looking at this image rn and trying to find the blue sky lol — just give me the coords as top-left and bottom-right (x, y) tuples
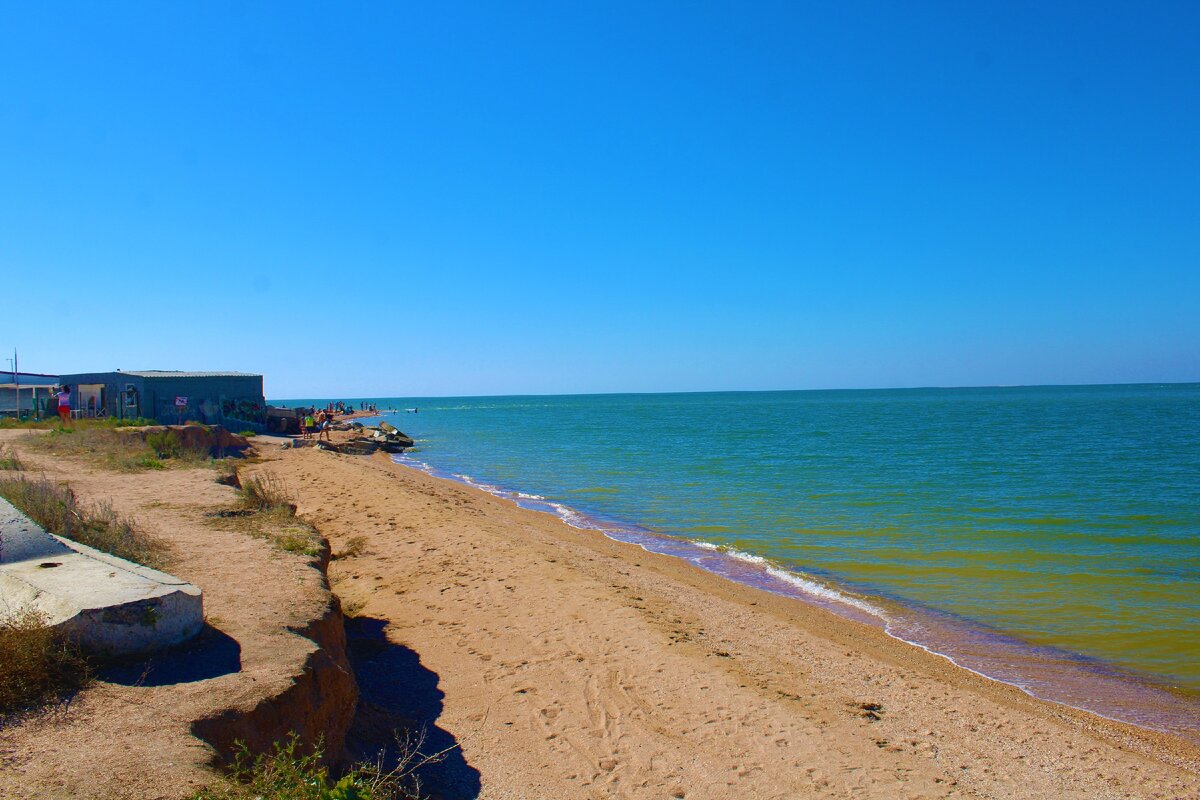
(2, 2), (1197, 398)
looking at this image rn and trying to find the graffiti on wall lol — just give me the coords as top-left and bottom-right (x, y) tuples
(155, 396), (264, 429)
(220, 398), (265, 427)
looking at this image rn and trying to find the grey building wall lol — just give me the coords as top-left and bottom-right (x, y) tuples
(58, 372), (266, 429)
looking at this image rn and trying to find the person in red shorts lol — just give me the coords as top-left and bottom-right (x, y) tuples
(56, 385), (72, 427)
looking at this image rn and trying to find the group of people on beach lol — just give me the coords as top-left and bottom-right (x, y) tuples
(290, 400), (382, 439)
(299, 407), (335, 440)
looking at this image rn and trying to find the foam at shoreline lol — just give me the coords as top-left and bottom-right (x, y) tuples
(390, 449), (1200, 744)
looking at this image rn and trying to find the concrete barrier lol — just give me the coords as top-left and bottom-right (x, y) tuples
(0, 498), (203, 658)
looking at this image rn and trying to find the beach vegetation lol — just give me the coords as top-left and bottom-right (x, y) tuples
(0, 608), (91, 717)
(276, 531), (321, 557)
(238, 472), (296, 514)
(189, 731), (445, 800)
(206, 472), (321, 557)
(0, 474), (167, 567)
(238, 430), (257, 438)
(22, 425), (218, 472)
(204, 504), (319, 558)
(0, 444), (23, 470)
(0, 416), (158, 430)
(146, 429), (182, 459)
(333, 536), (369, 560)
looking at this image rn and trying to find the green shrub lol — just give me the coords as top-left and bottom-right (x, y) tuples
(277, 532), (321, 557)
(238, 430), (257, 438)
(190, 735), (394, 800)
(147, 429), (182, 459)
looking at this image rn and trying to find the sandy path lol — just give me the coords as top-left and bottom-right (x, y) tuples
(261, 444), (1198, 800)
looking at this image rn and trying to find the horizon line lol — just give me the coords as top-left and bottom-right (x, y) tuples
(269, 379), (1200, 403)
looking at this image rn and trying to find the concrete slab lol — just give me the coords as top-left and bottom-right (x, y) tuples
(0, 498), (203, 658)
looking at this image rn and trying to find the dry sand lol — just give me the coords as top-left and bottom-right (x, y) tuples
(260, 442), (1199, 800)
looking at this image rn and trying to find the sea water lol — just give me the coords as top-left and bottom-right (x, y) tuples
(285, 385), (1200, 736)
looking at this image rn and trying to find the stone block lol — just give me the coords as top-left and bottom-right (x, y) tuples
(0, 498), (203, 658)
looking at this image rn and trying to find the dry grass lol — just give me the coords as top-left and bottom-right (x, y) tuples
(334, 535), (370, 560)
(22, 427), (167, 472)
(204, 472), (320, 558)
(204, 507), (321, 558)
(238, 472), (296, 514)
(0, 416), (158, 431)
(0, 475), (168, 568)
(0, 608), (91, 717)
(0, 444), (23, 471)
(21, 426), (221, 473)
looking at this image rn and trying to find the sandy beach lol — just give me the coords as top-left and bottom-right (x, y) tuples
(252, 441), (1198, 799)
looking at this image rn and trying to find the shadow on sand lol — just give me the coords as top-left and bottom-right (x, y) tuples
(344, 616), (481, 800)
(100, 624), (241, 686)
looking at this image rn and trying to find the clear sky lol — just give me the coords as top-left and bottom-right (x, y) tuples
(2, 2), (1197, 398)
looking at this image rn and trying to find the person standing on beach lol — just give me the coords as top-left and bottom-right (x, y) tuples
(56, 385), (72, 428)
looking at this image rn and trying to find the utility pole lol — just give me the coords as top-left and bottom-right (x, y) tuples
(5, 350), (15, 419)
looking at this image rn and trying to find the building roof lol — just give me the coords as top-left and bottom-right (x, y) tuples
(116, 370), (262, 379)
(0, 372), (59, 388)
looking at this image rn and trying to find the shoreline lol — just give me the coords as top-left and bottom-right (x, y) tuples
(385, 448), (1200, 745)
(262, 440), (1198, 797)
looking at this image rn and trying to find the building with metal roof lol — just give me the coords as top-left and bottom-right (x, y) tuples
(1, 372), (60, 418)
(57, 370), (265, 429)
(112, 370), (261, 379)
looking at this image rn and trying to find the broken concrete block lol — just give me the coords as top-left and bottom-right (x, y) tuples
(0, 498), (203, 658)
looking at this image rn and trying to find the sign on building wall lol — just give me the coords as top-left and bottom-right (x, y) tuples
(174, 396), (188, 407)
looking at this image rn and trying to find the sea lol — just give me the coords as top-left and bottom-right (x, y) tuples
(280, 384), (1200, 739)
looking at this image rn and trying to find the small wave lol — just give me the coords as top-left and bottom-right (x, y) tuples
(763, 566), (882, 616)
(727, 549), (768, 565)
(548, 502), (590, 527)
(393, 455), (435, 475)
(455, 474), (504, 494)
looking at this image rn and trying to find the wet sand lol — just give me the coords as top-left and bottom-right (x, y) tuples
(259, 442), (1199, 799)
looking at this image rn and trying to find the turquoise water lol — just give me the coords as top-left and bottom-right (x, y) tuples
(283, 385), (1200, 733)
